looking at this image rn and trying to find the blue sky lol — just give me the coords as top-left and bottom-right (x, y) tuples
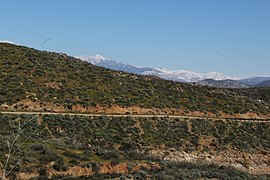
(1, 0), (270, 78)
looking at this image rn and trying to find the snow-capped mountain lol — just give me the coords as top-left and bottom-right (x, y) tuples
(78, 55), (154, 74)
(0, 40), (18, 45)
(77, 55), (238, 83)
(142, 68), (234, 82)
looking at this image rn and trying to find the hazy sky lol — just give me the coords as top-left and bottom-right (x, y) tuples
(1, 0), (270, 78)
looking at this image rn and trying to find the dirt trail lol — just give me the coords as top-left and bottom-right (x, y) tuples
(0, 111), (270, 123)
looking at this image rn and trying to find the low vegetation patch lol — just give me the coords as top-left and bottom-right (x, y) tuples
(0, 114), (269, 179)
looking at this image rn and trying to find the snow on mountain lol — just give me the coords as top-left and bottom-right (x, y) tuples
(0, 40), (18, 45)
(144, 68), (234, 82)
(79, 54), (108, 64)
(76, 55), (238, 82)
(77, 55), (154, 74)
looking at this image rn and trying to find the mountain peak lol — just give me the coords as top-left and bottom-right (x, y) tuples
(77, 55), (238, 83)
(94, 54), (108, 61)
(77, 54), (109, 64)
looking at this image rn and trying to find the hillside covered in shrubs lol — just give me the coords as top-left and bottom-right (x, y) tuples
(0, 114), (269, 179)
(1, 42), (270, 116)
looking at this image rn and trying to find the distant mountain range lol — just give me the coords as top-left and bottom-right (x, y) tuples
(77, 55), (270, 88)
(77, 55), (237, 83)
(197, 79), (250, 89)
(197, 78), (270, 88)
(240, 77), (270, 86)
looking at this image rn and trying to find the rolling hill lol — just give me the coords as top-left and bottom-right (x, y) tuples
(198, 79), (250, 88)
(1, 42), (270, 117)
(240, 76), (270, 86)
(256, 80), (270, 87)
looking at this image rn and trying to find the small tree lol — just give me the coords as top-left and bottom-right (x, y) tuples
(0, 115), (39, 179)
